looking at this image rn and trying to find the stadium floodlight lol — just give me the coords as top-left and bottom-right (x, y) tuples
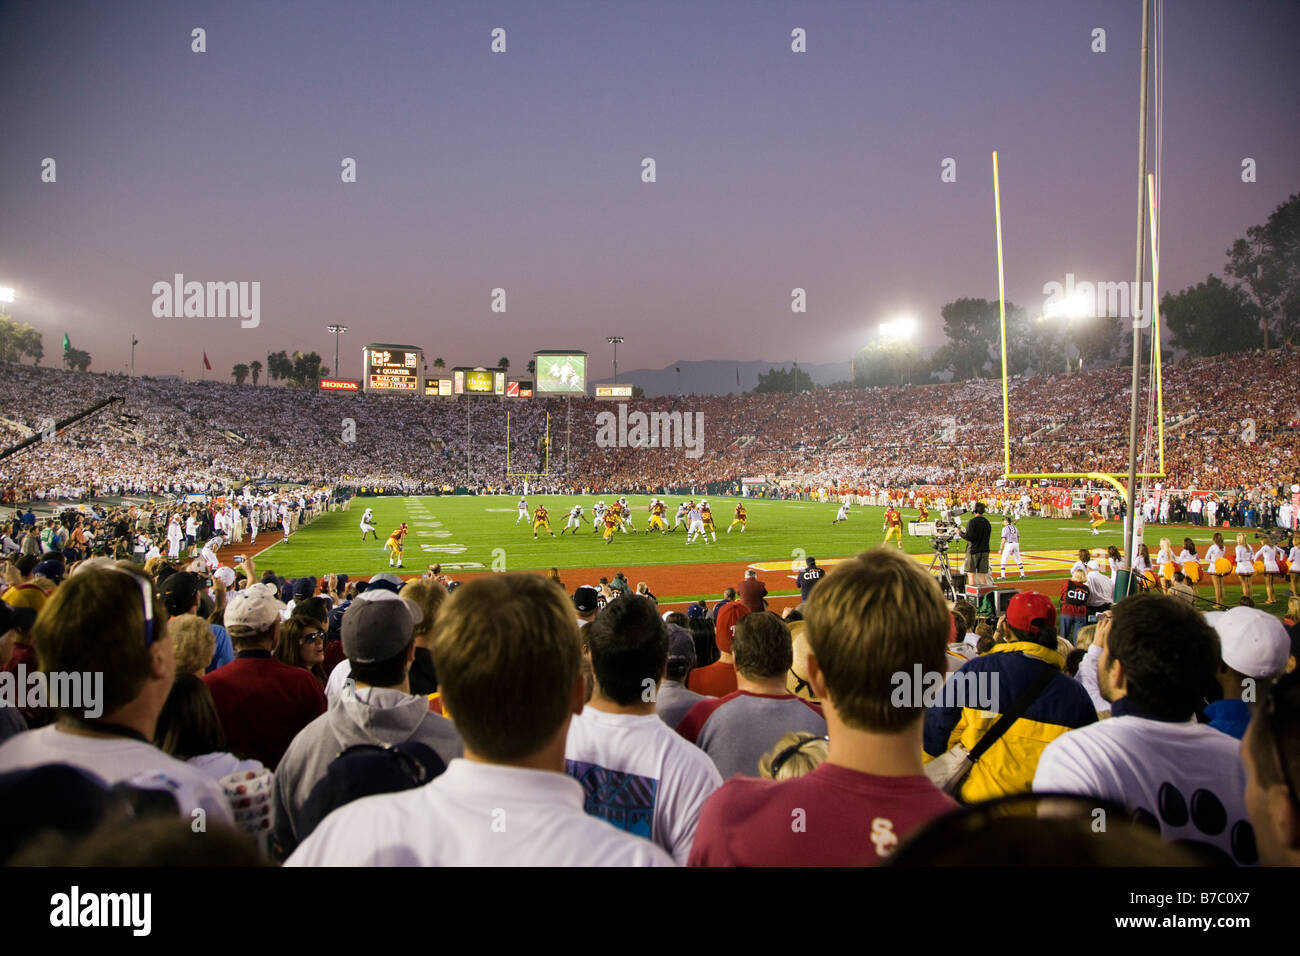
(327, 324), (349, 377)
(606, 336), (624, 383)
(0, 287), (14, 305)
(878, 316), (916, 340)
(1041, 292), (1091, 321)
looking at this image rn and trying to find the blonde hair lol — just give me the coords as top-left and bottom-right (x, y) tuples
(399, 578), (446, 637)
(169, 614), (216, 677)
(803, 548), (948, 732)
(1075, 624), (1097, 651)
(1237, 533), (1248, 547)
(758, 732), (829, 781)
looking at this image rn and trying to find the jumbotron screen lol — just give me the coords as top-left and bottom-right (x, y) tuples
(534, 352), (586, 394)
(364, 345), (422, 392)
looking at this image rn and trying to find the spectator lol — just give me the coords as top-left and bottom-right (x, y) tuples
(274, 616), (328, 688)
(655, 624), (706, 731)
(0, 603), (36, 744)
(168, 614), (217, 678)
(786, 620), (820, 702)
(1168, 571), (1197, 606)
(1242, 670), (1300, 866)
(1033, 594), (1258, 865)
(273, 590), (461, 858)
(677, 611), (826, 780)
(202, 583), (326, 770)
(757, 731), (828, 781)
(400, 579), (445, 698)
(564, 595), (722, 863)
(1059, 571), (1089, 644)
(0, 565), (233, 824)
(689, 549), (958, 865)
(1204, 607), (1291, 740)
(155, 673), (263, 779)
(686, 601), (749, 697)
(737, 569), (767, 613)
(286, 573), (674, 866)
(925, 591), (1096, 802)
(708, 588), (736, 622)
(796, 557), (824, 601)
(159, 571), (234, 674)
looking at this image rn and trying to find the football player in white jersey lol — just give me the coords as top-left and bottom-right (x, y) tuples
(999, 515), (1025, 579)
(516, 497), (529, 525)
(671, 501), (689, 533)
(592, 500), (608, 533)
(560, 504), (584, 535)
(833, 501), (850, 524)
(360, 507), (378, 540)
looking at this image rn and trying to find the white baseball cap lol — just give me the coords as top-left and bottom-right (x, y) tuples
(1206, 607), (1291, 678)
(225, 582), (286, 631)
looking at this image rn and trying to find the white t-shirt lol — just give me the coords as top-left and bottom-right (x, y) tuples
(1033, 714), (1256, 865)
(285, 758), (675, 866)
(325, 659), (353, 707)
(0, 725), (233, 824)
(563, 707), (722, 864)
(1085, 570), (1114, 605)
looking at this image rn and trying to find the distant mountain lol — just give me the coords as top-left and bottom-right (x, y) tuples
(590, 359), (852, 397)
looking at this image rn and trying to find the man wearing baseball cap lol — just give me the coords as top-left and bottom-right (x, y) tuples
(687, 600), (750, 698)
(0, 602), (38, 744)
(655, 623), (706, 731)
(1204, 607), (1292, 740)
(159, 570), (234, 673)
(272, 590), (462, 858)
(925, 589), (1096, 802)
(202, 582), (326, 770)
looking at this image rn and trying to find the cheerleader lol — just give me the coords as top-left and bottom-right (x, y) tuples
(1235, 533), (1255, 602)
(1156, 538), (1178, 591)
(1204, 532), (1228, 606)
(1134, 543), (1157, 590)
(1288, 536), (1300, 598)
(1176, 537), (1203, 595)
(1253, 538), (1282, 605)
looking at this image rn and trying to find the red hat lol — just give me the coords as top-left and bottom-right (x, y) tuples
(1005, 591), (1057, 632)
(715, 601), (751, 654)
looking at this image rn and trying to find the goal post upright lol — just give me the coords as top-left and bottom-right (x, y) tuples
(505, 410), (552, 479)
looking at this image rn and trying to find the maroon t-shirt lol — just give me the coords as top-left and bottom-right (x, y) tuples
(202, 650), (326, 770)
(737, 578), (767, 613)
(686, 661), (737, 698)
(687, 761), (959, 866)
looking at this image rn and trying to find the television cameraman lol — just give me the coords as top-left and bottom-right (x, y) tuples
(959, 502), (992, 589)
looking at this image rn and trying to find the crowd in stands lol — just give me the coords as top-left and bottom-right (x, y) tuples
(2, 523), (1298, 866)
(2, 347), (1297, 506)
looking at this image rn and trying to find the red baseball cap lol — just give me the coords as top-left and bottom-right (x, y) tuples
(715, 601), (751, 654)
(1005, 591), (1057, 632)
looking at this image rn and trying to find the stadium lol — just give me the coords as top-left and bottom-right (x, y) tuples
(0, 0), (1298, 912)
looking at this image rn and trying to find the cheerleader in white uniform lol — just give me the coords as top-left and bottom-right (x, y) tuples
(1235, 533), (1256, 602)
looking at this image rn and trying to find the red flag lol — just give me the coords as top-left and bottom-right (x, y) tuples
(203, 351), (212, 371)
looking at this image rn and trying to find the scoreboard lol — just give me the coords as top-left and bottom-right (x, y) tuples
(363, 344), (423, 393)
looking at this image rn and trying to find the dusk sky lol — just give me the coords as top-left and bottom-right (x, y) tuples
(2, 0), (1297, 382)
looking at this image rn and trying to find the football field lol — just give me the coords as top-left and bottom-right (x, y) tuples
(235, 495), (1294, 612)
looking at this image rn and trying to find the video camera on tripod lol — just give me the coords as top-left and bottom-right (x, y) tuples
(908, 508), (967, 600)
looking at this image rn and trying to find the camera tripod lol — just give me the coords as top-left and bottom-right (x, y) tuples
(929, 542), (960, 602)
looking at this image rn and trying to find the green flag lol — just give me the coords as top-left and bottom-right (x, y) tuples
(62, 332), (70, 351)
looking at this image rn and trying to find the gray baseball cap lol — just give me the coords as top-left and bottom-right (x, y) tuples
(341, 592), (420, 664)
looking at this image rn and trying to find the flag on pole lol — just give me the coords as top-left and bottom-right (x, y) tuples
(62, 333), (70, 351)
(203, 351), (212, 371)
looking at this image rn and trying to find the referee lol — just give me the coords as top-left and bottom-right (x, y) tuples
(960, 502), (993, 589)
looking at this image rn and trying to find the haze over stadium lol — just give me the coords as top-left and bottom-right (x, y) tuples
(0, 0), (1298, 896)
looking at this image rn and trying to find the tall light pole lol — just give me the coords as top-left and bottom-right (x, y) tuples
(327, 324), (348, 378)
(130, 335), (138, 377)
(606, 336), (623, 384)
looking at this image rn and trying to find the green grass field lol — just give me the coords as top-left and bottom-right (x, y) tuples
(243, 495), (1296, 613)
